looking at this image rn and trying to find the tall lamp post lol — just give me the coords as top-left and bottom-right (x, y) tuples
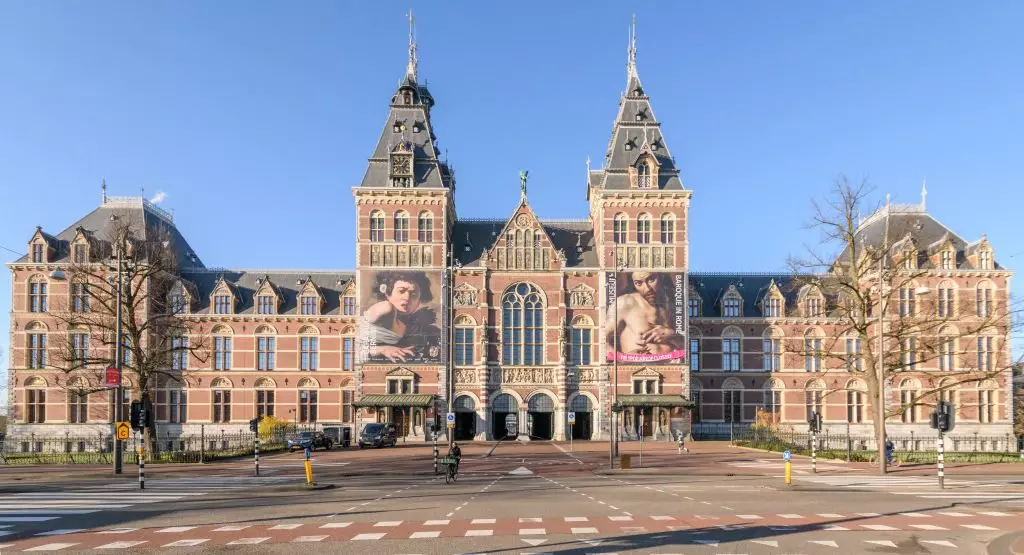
(112, 220), (125, 475)
(607, 260), (625, 469)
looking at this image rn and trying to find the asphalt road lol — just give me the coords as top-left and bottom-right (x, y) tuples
(0, 440), (1022, 554)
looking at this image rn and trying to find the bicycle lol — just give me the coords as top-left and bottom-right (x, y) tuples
(439, 455), (459, 484)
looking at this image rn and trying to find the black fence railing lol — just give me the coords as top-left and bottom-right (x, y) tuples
(733, 427), (1024, 464)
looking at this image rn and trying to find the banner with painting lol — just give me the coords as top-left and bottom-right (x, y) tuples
(605, 271), (687, 364)
(358, 270), (443, 363)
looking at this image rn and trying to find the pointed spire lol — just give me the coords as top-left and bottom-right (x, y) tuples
(920, 177), (927, 210)
(626, 14), (637, 79)
(406, 10), (418, 82)
(101, 177), (107, 204)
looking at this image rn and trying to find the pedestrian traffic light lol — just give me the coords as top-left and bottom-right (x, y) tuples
(807, 411), (822, 433)
(130, 400), (142, 431)
(930, 401), (955, 433)
(249, 418), (259, 433)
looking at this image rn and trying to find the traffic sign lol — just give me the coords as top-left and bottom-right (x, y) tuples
(567, 411), (576, 423)
(446, 412), (455, 424)
(105, 366), (119, 387)
(115, 421), (131, 441)
(783, 450), (791, 462)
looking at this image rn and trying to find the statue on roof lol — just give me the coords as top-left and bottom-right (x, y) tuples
(519, 170), (529, 198)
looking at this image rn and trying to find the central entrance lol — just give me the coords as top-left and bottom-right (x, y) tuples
(453, 395), (476, 441)
(527, 393), (554, 440)
(491, 394), (518, 440)
(569, 395), (593, 440)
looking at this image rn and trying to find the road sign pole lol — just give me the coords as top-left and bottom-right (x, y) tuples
(255, 436), (260, 478)
(937, 431), (944, 489)
(811, 431), (817, 474)
(433, 432), (439, 474)
(138, 433), (145, 490)
(783, 450), (792, 486)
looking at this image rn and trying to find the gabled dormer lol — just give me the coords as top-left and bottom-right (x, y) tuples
(797, 284), (825, 318)
(760, 279), (785, 318)
(628, 143), (660, 190)
(966, 235), (996, 270)
(297, 277), (325, 316)
(891, 233), (918, 270)
(28, 227), (57, 264)
(926, 233), (958, 271)
(209, 275), (237, 315)
(340, 279), (357, 316)
(168, 279), (196, 315)
(490, 195), (562, 271)
(70, 227), (95, 265)
(253, 275), (282, 315)
(720, 285), (743, 318)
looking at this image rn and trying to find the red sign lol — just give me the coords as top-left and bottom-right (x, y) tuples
(105, 366), (119, 387)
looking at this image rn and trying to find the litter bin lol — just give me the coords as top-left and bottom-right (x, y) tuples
(620, 454), (631, 469)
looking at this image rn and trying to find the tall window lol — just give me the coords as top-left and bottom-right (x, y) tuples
(846, 336), (862, 372)
(71, 332), (89, 366)
(69, 390), (88, 424)
(213, 335), (232, 370)
(763, 388), (782, 419)
(299, 390), (318, 423)
(170, 294), (187, 315)
(979, 250), (992, 270)
(32, 243), (44, 263)
(723, 297), (740, 317)
(257, 336), (275, 371)
(976, 286), (992, 318)
(689, 338), (700, 370)
(979, 389), (996, 423)
(899, 287), (915, 317)
(71, 282), (89, 313)
(28, 331), (46, 369)
(342, 337), (355, 371)
(394, 211), (409, 242)
(764, 298), (781, 318)
(940, 250), (953, 270)
(806, 297), (822, 318)
(724, 390), (742, 423)
(171, 336), (188, 370)
(937, 285), (954, 317)
(502, 284), (544, 365)
(804, 335), (822, 372)
(691, 389), (702, 423)
(636, 162), (652, 188)
(169, 390), (187, 423)
(418, 211), (433, 242)
(213, 295), (231, 314)
(29, 280), (47, 313)
(901, 337), (917, 370)
(388, 378), (413, 394)
(26, 388), (46, 423)
(343, 296), (356, 315)
(977, 336), (993, 371)
(454, 325), (475, 366)
(900, 389), (917, 423)
(570, 320), (592, 365)
(300, 296), (319, 315)
(689, 297), (700, 317)
(342, 390), (353, 422)
(257, 295), (275, 315)
(213, 389), (231, 423)
(613, 214), (627, 244)
(256, 390), (275, 418)
(300, 336), (319, 371)
(369, 211), (385, 242)
(722, 334), (741, 371)
(762, 336), (781, 371)
(939, 336), (955, 371)
(73, 243), (87, 264)
(636, 214), (651, 244)
(110, 388), (130, 424)
(805, 389), (823, 419)
(846, 389), (864, 423)
(660, 214), (674, 244)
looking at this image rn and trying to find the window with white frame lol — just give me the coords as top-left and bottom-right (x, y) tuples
(977, 336), (994, 371)
(846, 335), (862, 372)
(937, 284), (955, 317)
(900, 387), (918, 423)
(454, 323), (475, 366)
(342, 337), (355, 371)
(342, 390), (354, 422)
(213, 334), (232, 370)
(762, 334), (781, 371)
(26, 386), (46, 423)
(636, 161), (652, 188)
(369, 210), (385, 242)
(387, 376), (413, 394)
(724, 389), (742, 423)
(256, 389), (275, 418)
(170, 336), (188, 370)
(32, 243), (44, 263)
(213, 294), (231, 314)
(613, 214), (627, 244)
(976, 285), (992, 317)
(660, 213), (674, 243)
(68, 387), (88, 424)
(300, 336), (319, 371)
(940, 249), (953, 270)
(903, 249), (917, 269)
(901, 336), (917, 370)
(256, 295), (275, 315)
(343, 295), (356, 315)
(722, 297), (740, 318)
(28, 330), (46, 369)
(71, 281), (89, 313)
(570, 317), (593, 365)
(804, 334), (822, 372)
(763, 386), (782, 422)
(73, 243), (87, 264)
(723, 332), (741, 371)
(636, 214), (651, 244)
(899, 286), (915, 317)
(29, 278), (47, 313)
(764, 297), (781, 318)
(939, 336), (955, 371)
(979, 388), (996, 423)
(689, 337), (701, 370)
(418, 211), (433, 243)
(806, 297), (822, 318)
(846, 389), (864, 423)
(212, 389), (231, 423)
(169, 390), (187, 423)
(502, 283), (544, 365)
(300, 295), (319, 316)
(71, 332), (89, 366)
(393, 211), (409, 242)
(688, 297), (700, 317)
(979, 249), (992, 270)
(805, 389), (823, 420)
(257, 335), (275, 371)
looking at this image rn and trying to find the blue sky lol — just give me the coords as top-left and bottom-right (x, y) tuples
(2, 1), (1022, 383)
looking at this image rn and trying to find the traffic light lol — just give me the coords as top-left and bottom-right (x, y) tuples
(130, 400), (142, 431)
(930, 401), (956, 433)
(808, 411), (822, 433)
(249, 418), (260, 433)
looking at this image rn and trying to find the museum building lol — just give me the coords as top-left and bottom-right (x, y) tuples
(6, 30), (1015, 443)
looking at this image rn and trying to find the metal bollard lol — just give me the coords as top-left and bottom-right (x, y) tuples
(304, 447), (314, 485)
(255, 437), (260, 477)
(138, 436), (145, 490)
(937, 433), (945, 489)
(433, 433), (439, 475)
(811, 432), (817, 474)
(785, 461), (792, 486)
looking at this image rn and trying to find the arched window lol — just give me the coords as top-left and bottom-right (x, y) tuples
(212, 326), (232, 370)
(636, 213), (651, 244)
(722, 327), (742, 371)
(845, 332), (863, 372)
(978, 379), (998, 423)
(299, 326), (319, 371)
(70, 278), (90, 313)
(804, 379), (825, 421)
(569, 316), (593, 365)
(298, 377), (318, 423)
(570, 395), (593, 412)
(67, 376), (89, 424)
(804, 329), (823, 372)
(722, 377), (744, 423)
(254, 377), (275, 418)
(637, 162), (651, 188)
(418, 211), (433, 243)
(762, 328), (782, 371)
(26, 322), (47, 369)
(28, 275), (47, 313)
(722, 291), (741, 318)
(394, 211), (409, 242)
(255, 325), (275, 371)
(977, 332), (996, 372)
(502, 284), (544, 365)
(976, 280), (995, 318)
(613, 213), (627, 244)
(369, 210), (385, 242)
(939, 326), (957, 371)
(454, 395), (476, 413)
(762, 378), (785, 422)
(899, 377), (921, 423)
(660, 213), (674, 244)
(846, 379), (866, 423)
(454, 315), (476, 366)
(211, 377), (232, 423)
(25, 375), (47, 424)
(937, 280), (956, 318)
(899, 285), (916, 317)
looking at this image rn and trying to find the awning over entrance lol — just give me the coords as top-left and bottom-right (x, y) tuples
(353, 394), (434, 408)
(613, 394), (693, 411)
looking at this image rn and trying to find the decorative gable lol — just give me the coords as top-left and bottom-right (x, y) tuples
(568, 284), (595, 308)
(253, 275), (282, 315)
(297, 277), (325, 315)
(168, 279), (195, 314)
(490, 200), (562, 271)
(760, 279), (785, 317)
(627, 143), (660, 190)
(70, 227), (94, 264)
(453, 283), (479, 308)
(28, 227), (56, 264)
(209, 275), (237, 315)
(720, 285), (743, 317)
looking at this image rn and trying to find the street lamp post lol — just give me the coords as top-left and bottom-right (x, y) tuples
(113, 228), (124, 475)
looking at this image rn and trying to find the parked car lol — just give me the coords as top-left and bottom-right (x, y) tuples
(286, 431), (333, 452)
(358, 423), (398, 448)
(322, 426), (351, 448)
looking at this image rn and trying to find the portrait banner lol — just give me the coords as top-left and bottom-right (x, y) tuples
(605, 271), (687, 364)
(358, 270), (443, 364)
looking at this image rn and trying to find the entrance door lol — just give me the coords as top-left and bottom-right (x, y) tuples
(569, 395), (594, 440)
(527, 394), (554, 440)
(491, 394), (519, 440)
(392, 408), (409, 437)
(453, 395), (476, 441)
(633, 407), (653, 438)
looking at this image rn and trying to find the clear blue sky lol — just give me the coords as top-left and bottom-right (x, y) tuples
(2, 1), (1023, 382)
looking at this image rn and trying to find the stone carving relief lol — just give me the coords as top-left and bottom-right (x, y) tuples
(455, 369), (477, 384)
(453, 284), (478, 308)
(568, 285), (595, 308)
(576, 368), (600, 384)
(491, 368), (556, 385)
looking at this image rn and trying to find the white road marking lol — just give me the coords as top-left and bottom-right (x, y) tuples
(25, 543), (79, 552)
(270, 524), (303, 530)
(161, 539), (209, 547)
(320, 522), (352, 529)
(465, 530), (493, 536)
(410, 531), (441, 538)
(155, 526), (196, 533)
(353, 533), (386, 540)
(35, 529), (84, 536)
(962, 524), (998, 530)
(910, 524), (948, 531)
(95, 541), (148, 549)
(519, 528), (546, 535)
(292, 535), (328, 542)
(424, 520), (449, 525)
(213, 525), (251, 531)
(572, 527), (599, 534)
(226, 538), (270, 545)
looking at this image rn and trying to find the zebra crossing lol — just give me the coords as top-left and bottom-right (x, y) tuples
(89, 475), (298, 491)
(794, 474), (1024, 505)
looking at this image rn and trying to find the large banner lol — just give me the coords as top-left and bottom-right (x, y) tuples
(359, 270), (443, 363)
(605, 271), (687, 363)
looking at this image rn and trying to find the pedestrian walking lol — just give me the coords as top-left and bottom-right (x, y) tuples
(677, 431), (688, 454)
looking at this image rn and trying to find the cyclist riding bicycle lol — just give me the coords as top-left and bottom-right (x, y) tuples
(450, 442), (462, 470)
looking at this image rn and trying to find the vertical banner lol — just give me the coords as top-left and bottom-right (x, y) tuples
(605, 271), (687, 364)
(358, 270), (443, 363)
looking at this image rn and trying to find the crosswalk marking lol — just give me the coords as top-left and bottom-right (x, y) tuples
(795, 474), (1024, 505)
(96, 540), (147, 549)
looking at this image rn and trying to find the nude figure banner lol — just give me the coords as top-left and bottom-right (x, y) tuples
(358, 270), (443, 364)
(605, 271), (687, 363)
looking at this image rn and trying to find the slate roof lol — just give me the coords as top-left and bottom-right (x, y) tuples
(13, 196), (203, 270)
(180, 269), (355, 316)
(451, 219), (598, 268)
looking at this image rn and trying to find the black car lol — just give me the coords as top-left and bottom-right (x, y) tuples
(286, 431), (333, 452)
(358, 423), (398, 448)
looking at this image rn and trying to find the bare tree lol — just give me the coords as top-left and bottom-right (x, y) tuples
(45, 213), (207, 452)
(789, 176), (1020, 474)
